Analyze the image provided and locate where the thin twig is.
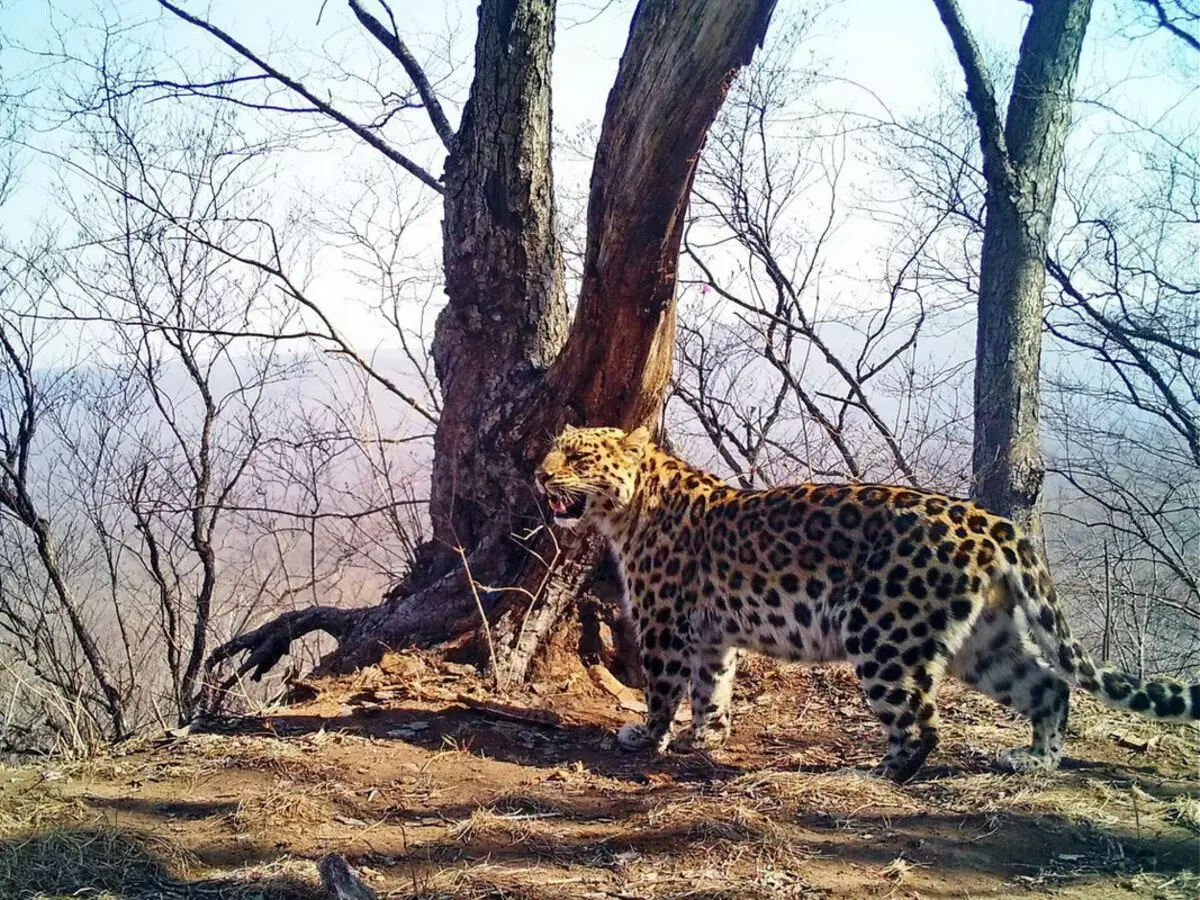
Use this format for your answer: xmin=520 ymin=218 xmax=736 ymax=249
xmin=457 ymin=546 xmax=500 ymax=690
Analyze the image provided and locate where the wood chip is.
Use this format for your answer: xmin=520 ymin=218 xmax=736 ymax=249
xmin=588 ymin=664 xmax=632 ymax=698
xmin=1108 ymin=731 xmax=1159 ymax=753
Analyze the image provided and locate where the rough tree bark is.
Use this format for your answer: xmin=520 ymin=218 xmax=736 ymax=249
xmin=932 ymin=0 xmax=1094 ymax=536
xmin=203 ymin=0 xmax=777 ymax=697
xmin=427 ymin=0 xmax=569 ymax=575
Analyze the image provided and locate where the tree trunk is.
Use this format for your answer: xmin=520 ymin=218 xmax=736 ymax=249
xmin=972 ymin=195 xmax=1049 ymax=536
xmin=204 ymin=0 xmax=777 ymax=697
xmin=933 ymin=0 xmax=1094 ymax=535
xmin=428 ymin=0 xmax=569 ymax=576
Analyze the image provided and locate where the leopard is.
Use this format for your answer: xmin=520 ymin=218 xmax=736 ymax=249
xmin=535 ymin=424 xmax=1200 ymax=782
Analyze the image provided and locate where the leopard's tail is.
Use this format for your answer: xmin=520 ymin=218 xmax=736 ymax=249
xmin=1004 ymin=562 xmax=1199 ymax=723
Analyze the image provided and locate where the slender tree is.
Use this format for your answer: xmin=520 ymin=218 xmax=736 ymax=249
xmin=931 ymin=0 xmax=1093 ymax=535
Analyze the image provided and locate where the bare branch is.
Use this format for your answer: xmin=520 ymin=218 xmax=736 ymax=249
xmin=929 ymin=0 xmax=1013 ymax=191
xmin=347 ymin=0 xmax=456 ymax=148
xmin=153 ymin=0 xmax=444 ymax=193
xmin=1135 ymin=0 xmax=1200 ymax=52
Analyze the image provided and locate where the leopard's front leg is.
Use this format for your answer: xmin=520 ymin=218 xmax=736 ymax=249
xmin=671 ymin=642 xmax=736 ymax=751
xmin=616 ymin=637 xmax=690 ymax=753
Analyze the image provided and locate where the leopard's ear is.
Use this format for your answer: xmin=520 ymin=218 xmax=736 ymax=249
xmin=622 ymin=426 xmax=652 ymax=453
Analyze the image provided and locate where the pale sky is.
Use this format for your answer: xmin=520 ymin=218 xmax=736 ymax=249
xmin=0 ymin=0 xmax=1194 ymax=358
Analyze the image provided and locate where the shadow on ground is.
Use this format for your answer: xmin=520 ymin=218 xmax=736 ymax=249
xmin=204 ymin=702 xmax=757 ymax=785
xmin=0 ymin=827 xmax=321 ymax=899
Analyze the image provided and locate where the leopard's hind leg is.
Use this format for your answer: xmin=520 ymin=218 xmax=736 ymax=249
xmin=951 ymin=611 xmax=1070 ymax=773
xmin=856 ymin=653 xmax=947 ymax=783
xmin=848 ymin=620 xmax=951 ymax=782
xmin=846 ymin=579 xmax=982 ymax=782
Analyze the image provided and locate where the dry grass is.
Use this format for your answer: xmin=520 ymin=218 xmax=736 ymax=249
xmin=880 ymin=854 xmax=919 ymax=884
xmin=1165 ymin=796 xmax=1200 ymax=832
xmin=0 ymin=822 xmax=325 ymax=899
xmin=0 ymin=826 xmax=192 ymax=898
xmin=35 ymin=730 xmax=350 ymax=791
xmin=918 ymin=769 xmax=1200 ymax=839
xmin=0 ymin=790 xmax=91 ymax=839
xmin=405 ymin=864 xmax=556 ymax=900
xmin=646 ymin=793 xmax=781 ymax=843
xmin=442 ymin=805 xmax=570 ymax=865
xmin=1126 ymin=871 xmax=1200 ymax=900
xmin=177 ymin=733 xmax=347 ymax=782
xmin=918 ymin=771 xmax=1127 ymax=822
xmin=228 ymin=781 xmax=334 ymax=837
xmin=0 ymin=767 xmax=328 ymax=898
xmin=728 ymin=767 xmax=925 ymax=815
xmin=1 ymin=664 xmax=1196 ymax=900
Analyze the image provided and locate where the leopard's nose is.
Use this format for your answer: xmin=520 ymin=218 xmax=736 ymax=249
xmin=535 ymin=470 xmax=551 ymax=489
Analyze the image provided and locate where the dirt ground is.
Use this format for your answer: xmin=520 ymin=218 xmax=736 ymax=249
xmin=2 ymin=652 xmax=1198 ymax=899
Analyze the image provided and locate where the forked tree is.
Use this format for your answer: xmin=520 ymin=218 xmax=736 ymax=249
xmin=157 ymin=0 xmax=780 ymax=697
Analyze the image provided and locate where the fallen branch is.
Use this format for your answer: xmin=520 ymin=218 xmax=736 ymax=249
xmin=318 ymin=854 xmax=377 ymax=900
xmin=200 ymin=606 xmax=356 ymax=713
xmin=455 ymin=693 xmax=565 ymax=728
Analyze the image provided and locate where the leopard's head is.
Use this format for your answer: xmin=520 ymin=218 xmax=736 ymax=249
xmin=534 ymin=425 xmax=652 ymax=529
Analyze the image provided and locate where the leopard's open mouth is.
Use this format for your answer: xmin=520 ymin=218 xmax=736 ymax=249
xmin=547 ymin=492 xmax=587 ymax=521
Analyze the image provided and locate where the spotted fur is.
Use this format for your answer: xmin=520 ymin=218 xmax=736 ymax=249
xmin=535 ymin=425 xmax=1199 ymax=782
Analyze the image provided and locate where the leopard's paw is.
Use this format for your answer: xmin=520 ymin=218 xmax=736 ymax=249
xmin=996 ymin=747 xmax=1059 ymax=773
xmin=616 ymin=724 xmax=653 ymax=750
xmin=616 ymin=724 xmax=668 ymax=753
xmin=669 ymin=726 xmax=728 ymax=753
